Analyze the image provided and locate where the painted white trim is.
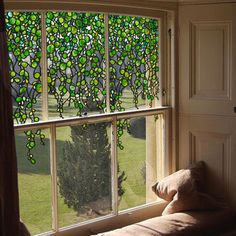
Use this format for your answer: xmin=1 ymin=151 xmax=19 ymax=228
xmin=104 ymin=14 xmax=110 ymax=113
xmin=50 ymin=124 xmax=59 ymax=232
xmin=111 ymin=118 xmax=118 ymax=216
xmin=53 ymin=200 xmax=167 ymax=236
xmin=41 ymin=12 xmax=48 ymax=121
xmin=14 ymin=107 xmax=171 ymax=131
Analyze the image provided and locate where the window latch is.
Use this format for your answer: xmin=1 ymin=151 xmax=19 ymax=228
xmin=162 ymin=89 xmax=166 ymax=96
xmin=168 ymin=28 xmax=172 ymax=38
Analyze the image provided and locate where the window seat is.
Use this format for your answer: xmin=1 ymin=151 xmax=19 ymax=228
xmin=93 ymin=162 xmax=236 ymax=236
xmin=94 ymin=209 xmax=236 ymax=236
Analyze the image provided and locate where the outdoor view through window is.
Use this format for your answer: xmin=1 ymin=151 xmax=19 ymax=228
xmin=6 ymin=11 xmax=163 ymax=235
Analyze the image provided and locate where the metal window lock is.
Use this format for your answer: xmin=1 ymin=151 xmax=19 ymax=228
xmin=162 ymin=89 xmax=166 ymax=96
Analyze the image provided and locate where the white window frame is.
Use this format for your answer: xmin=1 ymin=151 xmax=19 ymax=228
xmin=6 ymin=1 xmax=175 ymax=235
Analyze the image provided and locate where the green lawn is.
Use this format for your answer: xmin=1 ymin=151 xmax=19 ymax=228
xmin=16 ymin=118 xmax=147 ymax=235
xmin=118 ymin=131 xmax=146 ymax=210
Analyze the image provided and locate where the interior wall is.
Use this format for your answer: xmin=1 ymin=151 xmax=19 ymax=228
xmin=178 ymin=3 xmax=236 ymax=207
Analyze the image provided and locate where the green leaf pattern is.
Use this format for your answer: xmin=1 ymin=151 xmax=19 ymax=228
xmin=109 ymin=15 xmax=159 ymax=111
xmin=6 ymin=12 xmax=159 ymax=164
xmin=46 ymin=12 xmax=106 ymax=117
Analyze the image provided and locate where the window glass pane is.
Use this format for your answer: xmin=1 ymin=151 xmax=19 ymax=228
xmin=109 ymin=16 xmax=159 ymax=112
xmin=117 ymin=115 xmax=158 ymax=211
xmin=16 ymin=129 xmax=51 ymax=235
xmin=47 ymin=12 xmax=106 ymax=119
xmin=56 ymin=122 xmax=112 ymax=227
xmin=8 ymin=10 xmax=164 ymax=232
xmin=6 ymin=12 xmax=42 ymax=124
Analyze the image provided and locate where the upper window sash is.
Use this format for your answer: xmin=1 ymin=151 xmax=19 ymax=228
xmin=6 ymin=7 xmax=168 ymax=164
xmin=7 ymin=10 xmax=165 ymax=125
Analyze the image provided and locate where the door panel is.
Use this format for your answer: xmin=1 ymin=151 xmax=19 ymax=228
xmin=179 ymin=3 xmax=236 ymax=208
xmin=179 ymin=3 xmax=236 ymax=116
xmin=179 ymin=114 xmax=236 ymax=206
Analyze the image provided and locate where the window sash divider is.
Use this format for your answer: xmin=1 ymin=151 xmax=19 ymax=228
xmin=50 ymin=123 xmax=59 ymax=232
xmin=41 ymin=11 xmax=48 ymax=121
xmin=111 ymin=117 xmax=118 ymax=215
xmin=104 ymin=13 xmax=110 ymax=113
xmin=163 ymin=109 xmax=172 ymax=176
xmin=14 ymin=107 xmax=171 ymax=131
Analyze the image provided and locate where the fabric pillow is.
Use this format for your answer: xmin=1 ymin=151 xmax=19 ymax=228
xmin=152 ymin=161 xmax=205 ymax=202
xmin=162 ymin=191 xmax=222 ymax=215
xmin=152 ymin=161 xmax=222 ymax=215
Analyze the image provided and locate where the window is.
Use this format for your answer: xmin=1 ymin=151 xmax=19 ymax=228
xmin=6 ymin=7 xmax=171 ymax=236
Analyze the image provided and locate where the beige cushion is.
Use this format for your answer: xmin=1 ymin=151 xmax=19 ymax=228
xmin=95 ymin=210 xmax=235 ymax=236
xmin=152 ymin=161 xmax=222 ymax=215
xmin=162 ymin=191 xmax=221 ymax=215
xmin=152 ymin=161 xmax=205 ymax=202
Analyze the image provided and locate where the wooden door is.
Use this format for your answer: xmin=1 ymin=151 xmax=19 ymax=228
xmin=179 ymin=3 xmax=236 ymax=208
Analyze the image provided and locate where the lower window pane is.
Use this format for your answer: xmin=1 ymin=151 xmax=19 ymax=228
xmin=56 ymin=122 xmax=112 ymax=228
xmin=118 ymin=115 xmax=159 ymax=211
xmin=16 ymin=129 xmax=51 ymax=235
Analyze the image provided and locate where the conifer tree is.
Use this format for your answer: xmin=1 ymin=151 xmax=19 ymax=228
xmin=57 ymin=122 xmax=126 ymax=214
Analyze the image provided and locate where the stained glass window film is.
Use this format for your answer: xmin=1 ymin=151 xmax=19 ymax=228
xmin=6 ymin=12 xmax=44 ymax=164
xmin=46 ymin=12 xmax=106 ymax=118
xmin=6 ymin=12 xmax=42 ymax=124
xmin=108 ymin=15 xmax=159 ymax=112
